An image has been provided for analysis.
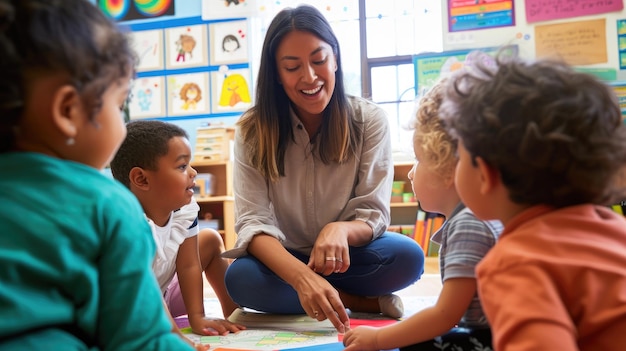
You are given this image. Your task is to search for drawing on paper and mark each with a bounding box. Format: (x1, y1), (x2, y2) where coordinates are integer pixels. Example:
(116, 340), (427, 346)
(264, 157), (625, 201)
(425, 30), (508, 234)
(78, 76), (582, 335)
(165, 24), (208, 69)
(130, 29), (164, 72)
(210, 20), (249, 64)
(167, 72), (210, 116)
(212, 68), (252, 113)
(128, 76), (165, 119)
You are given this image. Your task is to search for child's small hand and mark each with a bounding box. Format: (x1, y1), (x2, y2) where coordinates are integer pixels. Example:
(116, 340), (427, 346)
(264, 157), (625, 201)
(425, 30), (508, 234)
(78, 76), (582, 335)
(342, 326), (380, 351)
(189, 315), (246, 336)
(192, 342), (210, 351)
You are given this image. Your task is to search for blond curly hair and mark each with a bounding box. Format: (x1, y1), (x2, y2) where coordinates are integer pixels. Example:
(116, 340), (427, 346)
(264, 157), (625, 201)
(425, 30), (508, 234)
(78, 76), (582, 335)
(411, 77), (457, 183)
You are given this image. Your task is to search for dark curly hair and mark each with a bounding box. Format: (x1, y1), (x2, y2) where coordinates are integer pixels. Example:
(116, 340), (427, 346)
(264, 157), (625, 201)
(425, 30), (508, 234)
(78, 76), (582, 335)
(0, 0), (136, 152)
(440, 53), (626, 207)
(110, 120), (188, 188)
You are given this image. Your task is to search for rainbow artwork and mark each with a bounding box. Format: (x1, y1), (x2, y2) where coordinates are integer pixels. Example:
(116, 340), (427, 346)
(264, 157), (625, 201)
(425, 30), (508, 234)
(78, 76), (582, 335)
(98, 0), (130, 21)
(97, 0), (174, 21)
(134, 0), (173, 17)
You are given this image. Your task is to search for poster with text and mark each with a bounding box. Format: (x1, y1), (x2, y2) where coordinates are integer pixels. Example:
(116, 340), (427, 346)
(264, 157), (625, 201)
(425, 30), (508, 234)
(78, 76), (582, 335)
(165, 24), (209, 69)
(167, 72), (211, 116)
(535, 18), (607, 66)
(413, 45), (517, 92)
(448, 0), (514, 32)
(210, 20), (249, 65)
(525, 0), (623, 23)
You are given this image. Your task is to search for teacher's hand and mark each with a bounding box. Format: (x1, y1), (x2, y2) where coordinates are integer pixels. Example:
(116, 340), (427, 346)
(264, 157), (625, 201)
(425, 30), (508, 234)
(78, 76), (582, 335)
(307, 222), (351, 276)
(293, 269), (351, 333)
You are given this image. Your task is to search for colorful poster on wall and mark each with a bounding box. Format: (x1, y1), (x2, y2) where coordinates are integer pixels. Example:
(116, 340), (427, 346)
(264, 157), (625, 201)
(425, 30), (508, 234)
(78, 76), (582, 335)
(448, 0), (514, 32)
(413, 45), (517, 92)
(618, 19), (626, 70)
(525, 0), (623, 24)
(98, 0), (175, 22)
(165, 24), (209, 69)
(535, 18), (607, 66)
(130, 29), (164, 72)
(211, 67), (252, 113)
(209, 20), (249, 65)
(610, 82), (626, 122)
(128, 76), (166, 119)
(167, 73), (211, 117)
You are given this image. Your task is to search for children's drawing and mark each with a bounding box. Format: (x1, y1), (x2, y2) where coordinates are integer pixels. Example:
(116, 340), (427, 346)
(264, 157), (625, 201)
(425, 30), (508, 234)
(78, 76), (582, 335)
(211, 67), (252, 113)
(128, 76), (165, 119)
(130, 29), (164, 72)
(201, 0), (259, 20)
(165, 24), (208, 69)
(167, 73), (210, 116)
(210, 20), (249, 64)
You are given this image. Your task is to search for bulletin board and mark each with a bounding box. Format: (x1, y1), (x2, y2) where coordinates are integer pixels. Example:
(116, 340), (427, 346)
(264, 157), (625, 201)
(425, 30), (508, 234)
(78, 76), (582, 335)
(440, 0), (626, 81)
(122, 16), (253, 121)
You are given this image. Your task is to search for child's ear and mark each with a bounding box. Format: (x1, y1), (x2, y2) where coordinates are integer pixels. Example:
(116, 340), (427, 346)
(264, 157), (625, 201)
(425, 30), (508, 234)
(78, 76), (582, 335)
(475, 156), (499, 195)
(129, 167), (150, 190)
(50, 85), (82, 140)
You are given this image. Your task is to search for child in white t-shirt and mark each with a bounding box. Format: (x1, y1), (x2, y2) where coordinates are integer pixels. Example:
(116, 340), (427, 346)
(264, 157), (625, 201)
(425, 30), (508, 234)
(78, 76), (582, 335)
(111, 120), (243, 336)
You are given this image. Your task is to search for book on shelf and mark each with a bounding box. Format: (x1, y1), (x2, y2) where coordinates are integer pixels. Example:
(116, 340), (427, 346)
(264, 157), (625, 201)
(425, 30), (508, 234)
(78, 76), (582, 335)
(411, 208), (445, 257)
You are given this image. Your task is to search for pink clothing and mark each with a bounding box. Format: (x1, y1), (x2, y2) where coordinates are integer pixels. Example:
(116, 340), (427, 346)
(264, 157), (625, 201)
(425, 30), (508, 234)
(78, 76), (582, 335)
(477, 204), (626, 351)
(163, 274), (187, 317)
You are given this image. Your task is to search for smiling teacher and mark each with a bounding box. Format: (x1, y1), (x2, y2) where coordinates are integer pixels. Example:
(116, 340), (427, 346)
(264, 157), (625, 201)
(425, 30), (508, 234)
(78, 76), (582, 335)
(223, 4), (425, 333)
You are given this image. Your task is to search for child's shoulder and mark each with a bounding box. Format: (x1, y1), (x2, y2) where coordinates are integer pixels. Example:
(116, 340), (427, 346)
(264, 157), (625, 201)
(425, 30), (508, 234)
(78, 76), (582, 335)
(448, 206), (503, 238)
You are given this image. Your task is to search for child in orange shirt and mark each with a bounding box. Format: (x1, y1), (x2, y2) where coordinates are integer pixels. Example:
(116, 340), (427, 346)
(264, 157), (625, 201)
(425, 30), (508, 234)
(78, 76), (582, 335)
(441, 53), (626, 350)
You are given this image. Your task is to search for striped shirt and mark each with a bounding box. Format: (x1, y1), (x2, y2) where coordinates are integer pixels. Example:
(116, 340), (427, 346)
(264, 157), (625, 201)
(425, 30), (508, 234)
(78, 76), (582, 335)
(431, 203), (502, 328)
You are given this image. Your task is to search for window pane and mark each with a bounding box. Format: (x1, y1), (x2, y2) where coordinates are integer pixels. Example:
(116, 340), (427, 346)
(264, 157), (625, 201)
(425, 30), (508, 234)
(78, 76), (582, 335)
(366, 17), (397, 58)
(398, 64), (416, 101)
(377, 101), (401, 150)
(398, 100), (417, 157)
(395, 17), (416, 56)
(365, 1), (393, 18)
(333, 19), (362, 96)
(371, 66), (398, 102)
(414, 1), (444, 54)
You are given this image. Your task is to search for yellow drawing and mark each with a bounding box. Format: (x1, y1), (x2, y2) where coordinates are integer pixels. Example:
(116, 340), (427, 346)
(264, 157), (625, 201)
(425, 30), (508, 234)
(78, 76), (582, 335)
(218, 73), (251, 107)
(180, 82), (202, 110)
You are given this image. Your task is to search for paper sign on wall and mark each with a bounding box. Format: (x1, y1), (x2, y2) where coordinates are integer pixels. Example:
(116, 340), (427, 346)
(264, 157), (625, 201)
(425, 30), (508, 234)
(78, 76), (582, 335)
(535, 18), (607, 66)
(525, 0), (623, 23)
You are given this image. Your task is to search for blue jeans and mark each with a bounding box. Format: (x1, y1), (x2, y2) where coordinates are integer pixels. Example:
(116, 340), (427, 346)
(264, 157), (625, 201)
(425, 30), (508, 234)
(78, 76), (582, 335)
(225, 232), (425, 314)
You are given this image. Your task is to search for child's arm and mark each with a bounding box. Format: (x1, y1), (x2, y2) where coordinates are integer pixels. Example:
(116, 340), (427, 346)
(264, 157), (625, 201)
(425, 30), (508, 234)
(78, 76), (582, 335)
(176, 236), (245, 335)
(343, 278), (476, 351)
(162, 298), (210, 351)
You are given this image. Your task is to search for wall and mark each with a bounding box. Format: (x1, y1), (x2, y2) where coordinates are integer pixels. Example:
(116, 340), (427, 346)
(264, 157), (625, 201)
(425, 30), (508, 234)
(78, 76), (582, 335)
(91, 0), (242, 147)
(440, 0), (626, 81)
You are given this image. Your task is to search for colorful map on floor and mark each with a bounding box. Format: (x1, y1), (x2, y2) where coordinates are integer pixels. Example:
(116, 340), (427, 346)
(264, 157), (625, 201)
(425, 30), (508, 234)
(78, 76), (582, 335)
(182, 329), (339, 350)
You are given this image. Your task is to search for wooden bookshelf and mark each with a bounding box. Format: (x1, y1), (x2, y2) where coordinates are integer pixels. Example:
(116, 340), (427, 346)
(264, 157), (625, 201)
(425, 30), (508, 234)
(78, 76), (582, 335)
(192, 160), (236, 250)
